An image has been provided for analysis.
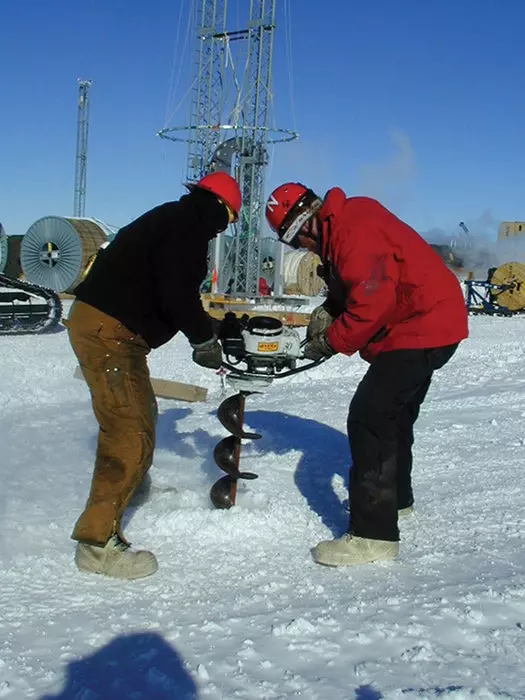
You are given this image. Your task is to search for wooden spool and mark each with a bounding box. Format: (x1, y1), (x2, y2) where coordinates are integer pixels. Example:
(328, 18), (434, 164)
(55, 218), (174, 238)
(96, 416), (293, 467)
(283, 251), (325, 296)
(490, 261), (525, 312)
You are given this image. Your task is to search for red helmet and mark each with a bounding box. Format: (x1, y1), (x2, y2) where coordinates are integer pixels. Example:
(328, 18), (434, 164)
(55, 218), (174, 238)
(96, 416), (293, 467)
(265, 182), (322, 246)
(188, 172), (242, 221)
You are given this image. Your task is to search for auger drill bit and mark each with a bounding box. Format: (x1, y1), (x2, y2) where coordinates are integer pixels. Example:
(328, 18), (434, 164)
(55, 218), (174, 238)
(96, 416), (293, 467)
(210, 391), (260, 509)
(217, 392), (262, 439)
(213, 436), (258, 480)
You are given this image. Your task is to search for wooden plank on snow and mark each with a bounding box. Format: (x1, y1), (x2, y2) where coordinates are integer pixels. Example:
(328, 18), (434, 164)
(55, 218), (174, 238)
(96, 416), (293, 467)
(73, 365), (208, 402)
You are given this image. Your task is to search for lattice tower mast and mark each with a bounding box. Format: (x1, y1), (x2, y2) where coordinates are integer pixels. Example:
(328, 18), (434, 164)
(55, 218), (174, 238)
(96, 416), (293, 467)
(74, 79), (92, 218)
(159, 0), (296, 296)
(191, 0), (275, 296)
(233, 0), (275, 296)
(185, 0), (226, 184)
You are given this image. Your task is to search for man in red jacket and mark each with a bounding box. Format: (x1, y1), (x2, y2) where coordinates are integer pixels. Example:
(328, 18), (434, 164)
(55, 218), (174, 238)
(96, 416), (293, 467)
(266, 183), (468, 566)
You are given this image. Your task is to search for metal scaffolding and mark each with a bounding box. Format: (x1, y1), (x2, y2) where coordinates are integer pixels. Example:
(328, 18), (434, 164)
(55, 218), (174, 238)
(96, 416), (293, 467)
(158, 0), (297, 296)
(74, 79), (92, 218)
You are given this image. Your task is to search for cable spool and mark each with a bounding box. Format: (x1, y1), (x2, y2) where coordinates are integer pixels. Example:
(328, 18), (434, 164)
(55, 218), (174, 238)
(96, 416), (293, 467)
(283, 250), (324, 296)
(490, 261), (525, 312)
(0, 223), (7, 274)
(260, 236), (278, 288)
(91, 218), (119, 244)
(260, 236), (278, 262)
(21, 217), (108, 293)
(4, 235), (24, 279)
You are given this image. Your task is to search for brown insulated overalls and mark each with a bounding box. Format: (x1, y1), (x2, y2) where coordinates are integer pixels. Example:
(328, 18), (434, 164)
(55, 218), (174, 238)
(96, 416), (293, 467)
(65, 300), (157, 546)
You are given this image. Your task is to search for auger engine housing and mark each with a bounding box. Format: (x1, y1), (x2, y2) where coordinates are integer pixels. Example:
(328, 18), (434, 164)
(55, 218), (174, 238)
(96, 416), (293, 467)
(219, 312), (302, 387)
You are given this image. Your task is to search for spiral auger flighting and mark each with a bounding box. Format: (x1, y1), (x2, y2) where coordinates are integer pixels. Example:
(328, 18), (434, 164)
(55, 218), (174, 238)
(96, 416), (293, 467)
(208, 312), (330, 509)
(210, 391), (261, 509)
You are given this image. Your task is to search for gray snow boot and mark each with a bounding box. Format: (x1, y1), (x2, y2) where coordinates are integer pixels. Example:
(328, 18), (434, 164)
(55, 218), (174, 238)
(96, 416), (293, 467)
(313, 534), (399, 567)
(75, 535), (158, 580)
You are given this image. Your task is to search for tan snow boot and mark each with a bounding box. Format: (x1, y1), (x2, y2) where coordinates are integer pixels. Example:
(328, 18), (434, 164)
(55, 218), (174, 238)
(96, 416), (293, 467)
(398, 505), (414, 517)
(75, 535), (158, 580)
(313, 534), (399, 567)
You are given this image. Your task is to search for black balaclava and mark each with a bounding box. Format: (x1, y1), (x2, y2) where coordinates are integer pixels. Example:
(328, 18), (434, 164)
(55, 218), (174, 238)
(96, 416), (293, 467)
(184, 188), (230, 239)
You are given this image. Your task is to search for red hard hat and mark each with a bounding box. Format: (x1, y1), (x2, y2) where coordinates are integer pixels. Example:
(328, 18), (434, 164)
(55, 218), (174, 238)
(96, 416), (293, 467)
(189, 172), (242, 221)
(265, 182), (322, 246)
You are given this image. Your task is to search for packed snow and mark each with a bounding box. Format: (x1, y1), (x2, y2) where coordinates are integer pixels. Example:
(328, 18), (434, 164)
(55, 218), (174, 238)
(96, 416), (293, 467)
(1, 301), (525, 699)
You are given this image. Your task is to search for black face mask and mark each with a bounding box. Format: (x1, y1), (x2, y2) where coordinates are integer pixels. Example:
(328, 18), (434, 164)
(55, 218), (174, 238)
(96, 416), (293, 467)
(185, 189), (230, 238)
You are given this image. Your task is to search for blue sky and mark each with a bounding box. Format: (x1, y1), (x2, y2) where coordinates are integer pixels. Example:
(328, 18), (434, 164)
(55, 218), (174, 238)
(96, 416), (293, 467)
(1, 0), (524, 237)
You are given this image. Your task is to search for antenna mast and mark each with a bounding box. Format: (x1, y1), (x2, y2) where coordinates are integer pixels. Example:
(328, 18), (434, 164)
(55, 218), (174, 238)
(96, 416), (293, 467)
(158, 1), (297, 295)
(74, 79), (92, 218)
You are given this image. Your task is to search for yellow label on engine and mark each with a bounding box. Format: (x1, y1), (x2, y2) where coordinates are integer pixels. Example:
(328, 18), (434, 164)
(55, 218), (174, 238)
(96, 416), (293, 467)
(257, 341), (279, 353)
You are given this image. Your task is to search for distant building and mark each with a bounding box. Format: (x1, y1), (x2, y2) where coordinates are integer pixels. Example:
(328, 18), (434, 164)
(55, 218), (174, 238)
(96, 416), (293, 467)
(498, 221), (525, 240)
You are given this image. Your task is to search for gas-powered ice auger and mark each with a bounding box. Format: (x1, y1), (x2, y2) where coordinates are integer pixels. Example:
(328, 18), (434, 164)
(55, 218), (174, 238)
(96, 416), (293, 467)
(210, 312), (327, 509)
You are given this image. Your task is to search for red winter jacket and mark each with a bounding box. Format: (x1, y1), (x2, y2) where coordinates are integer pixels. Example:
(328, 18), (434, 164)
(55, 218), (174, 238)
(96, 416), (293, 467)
(319, 189), (468, 362)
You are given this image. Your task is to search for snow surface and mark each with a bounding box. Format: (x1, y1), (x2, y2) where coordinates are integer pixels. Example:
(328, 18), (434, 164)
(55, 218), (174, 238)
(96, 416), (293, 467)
(1, 302), (525, 699)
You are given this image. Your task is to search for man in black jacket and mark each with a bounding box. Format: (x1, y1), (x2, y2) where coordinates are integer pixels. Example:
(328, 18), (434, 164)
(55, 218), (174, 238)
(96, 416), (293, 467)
(65, 172), (241, 580)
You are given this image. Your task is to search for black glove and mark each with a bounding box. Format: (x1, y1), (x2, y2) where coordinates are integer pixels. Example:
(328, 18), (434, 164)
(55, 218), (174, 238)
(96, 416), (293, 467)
(306, 304), (337, 341)
(303, 332), (336, 361)
(191, 335), (223, 369)
(210, 316), (222, 337)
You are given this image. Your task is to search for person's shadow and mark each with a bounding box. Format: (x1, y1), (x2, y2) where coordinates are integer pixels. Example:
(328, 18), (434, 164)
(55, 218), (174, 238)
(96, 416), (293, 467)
(39, 632), (198, 700)
(244, 409), (351, 536)
(355, 686), (383, 699)
(155, 407), (218, 468)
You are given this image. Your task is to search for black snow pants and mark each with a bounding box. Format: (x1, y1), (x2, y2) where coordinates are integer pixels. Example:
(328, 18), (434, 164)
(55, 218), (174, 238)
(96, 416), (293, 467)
(347, 344), (458, 542)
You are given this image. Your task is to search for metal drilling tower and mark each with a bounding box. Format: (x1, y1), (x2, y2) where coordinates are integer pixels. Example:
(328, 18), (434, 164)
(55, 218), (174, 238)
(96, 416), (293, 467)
(158, 0), (297, 295)
(74, 79), (92, 218)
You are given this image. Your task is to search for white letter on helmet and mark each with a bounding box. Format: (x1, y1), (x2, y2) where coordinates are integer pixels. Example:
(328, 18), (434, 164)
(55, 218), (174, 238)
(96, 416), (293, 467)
(266, 194), (278, 213)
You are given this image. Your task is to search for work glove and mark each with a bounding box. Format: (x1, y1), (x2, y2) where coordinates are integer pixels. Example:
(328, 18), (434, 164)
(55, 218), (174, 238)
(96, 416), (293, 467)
(306, 304), (337, 341)
(303, 332), (336, 361)
(210, 316), (223, 337)
(191, 335), (223, 370)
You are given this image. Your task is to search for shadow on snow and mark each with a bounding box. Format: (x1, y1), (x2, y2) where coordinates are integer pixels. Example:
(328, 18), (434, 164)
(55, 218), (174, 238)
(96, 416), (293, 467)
(39, 631), (198, 700)
(148, 406), (351, 537)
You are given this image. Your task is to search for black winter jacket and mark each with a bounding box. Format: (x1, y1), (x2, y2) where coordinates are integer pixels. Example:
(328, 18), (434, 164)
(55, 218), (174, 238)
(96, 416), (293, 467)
(74, 190), (228, 348)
